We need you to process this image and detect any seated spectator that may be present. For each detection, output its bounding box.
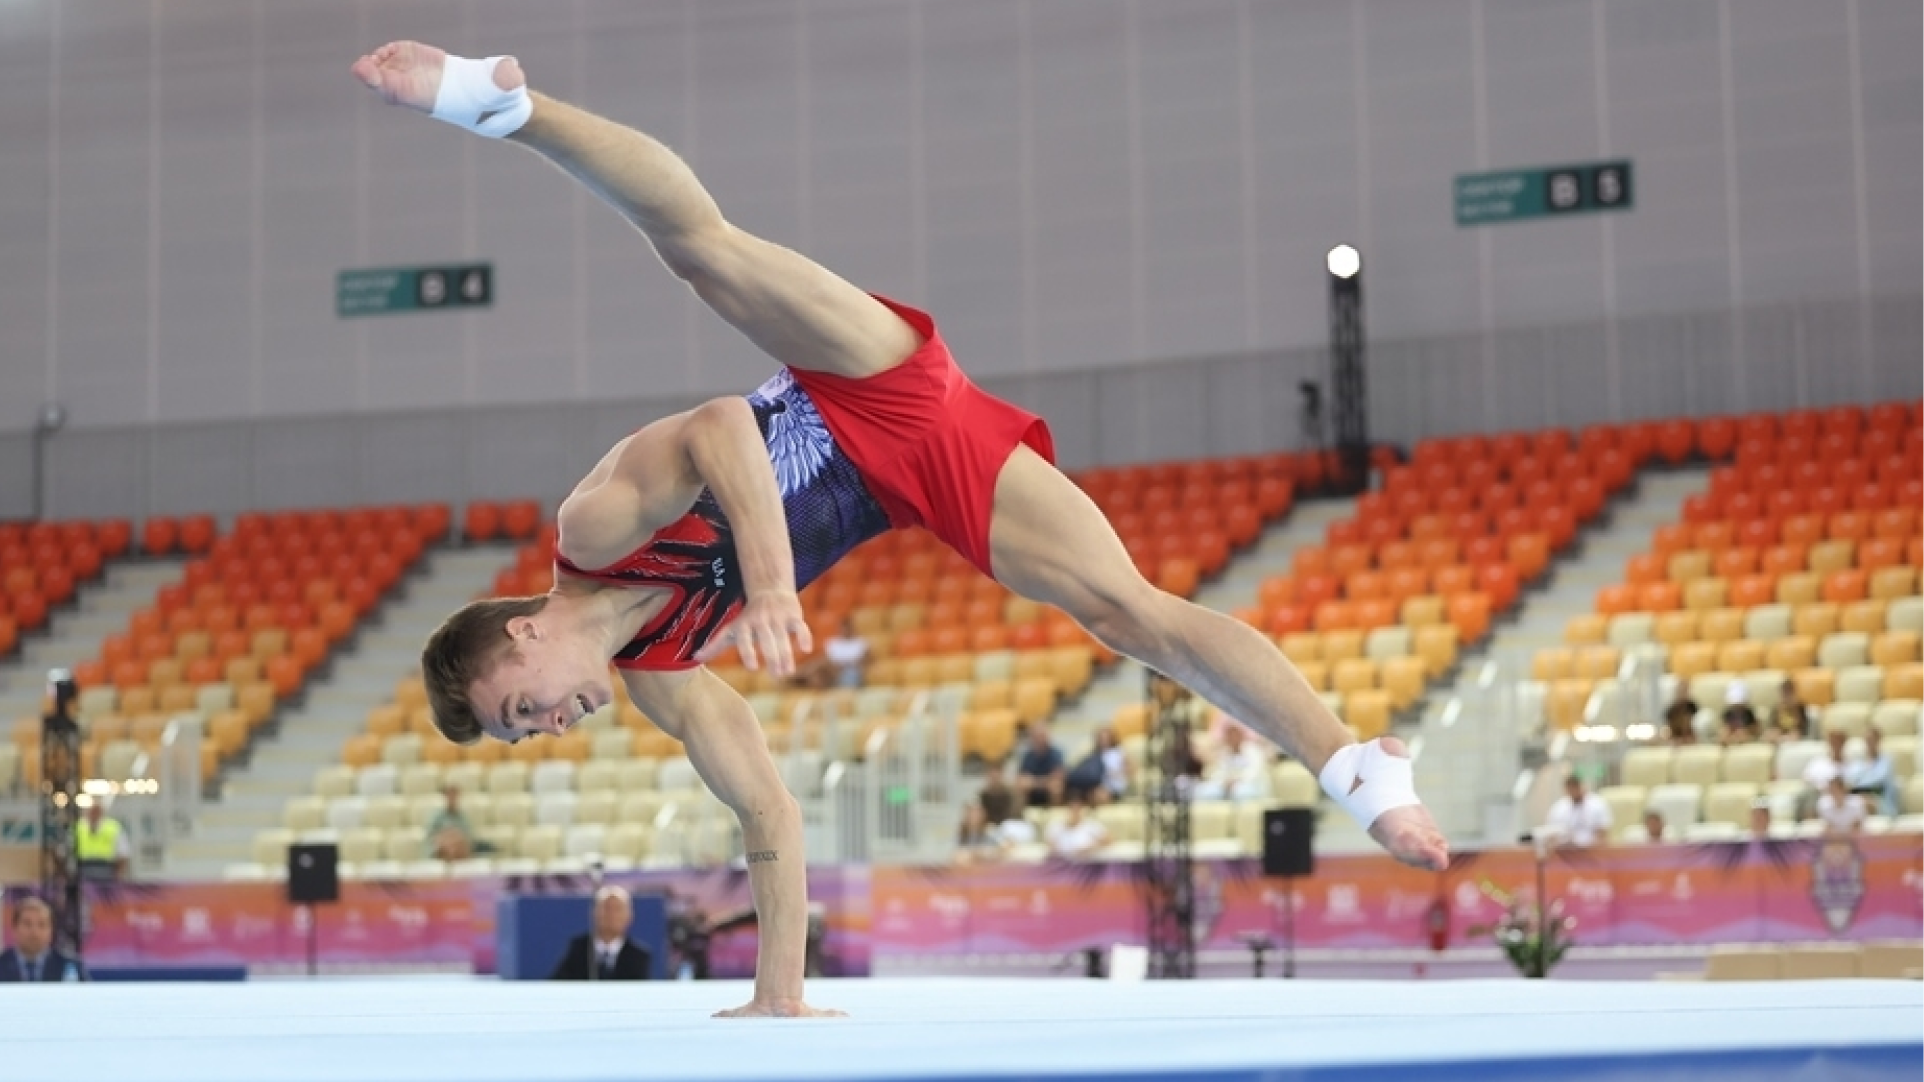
[1064,728,1131,806]
[0,896,86,982]
[1193,725,1272,802]
[1663,683,1699,744]
[955,802,1007,864]
[1747,799,1774,839]
[976,761,1034,845]
[1719,683,1760,746]
[550,885,652,981]
[1045,794,1109,860]
[1015,723,1066,809]
[1542,774,1612,848]
[821,619,869,690]
[425,786,489,860]
[1765,678,1811,743]
[1798,730,1856,820]
[1815,775,1869,835]
[1642,809,1667,843]
[1847,728,1900,816]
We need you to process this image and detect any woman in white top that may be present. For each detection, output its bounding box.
[1815,775,1868,835]
[821,618,869,689]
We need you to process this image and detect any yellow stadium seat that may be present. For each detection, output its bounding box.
[1564,613,1607,644]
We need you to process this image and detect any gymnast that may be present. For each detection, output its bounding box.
[351,41,1448,1017]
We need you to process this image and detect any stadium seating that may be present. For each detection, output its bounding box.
[13,505,447,790]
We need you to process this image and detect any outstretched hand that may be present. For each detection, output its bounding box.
[697,592,812,677]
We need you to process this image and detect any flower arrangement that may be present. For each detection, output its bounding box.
[1467,879,1577,979]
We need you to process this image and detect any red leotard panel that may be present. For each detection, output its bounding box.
[787,295,1054,576]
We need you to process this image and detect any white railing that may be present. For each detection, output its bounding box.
[796,690,961,866]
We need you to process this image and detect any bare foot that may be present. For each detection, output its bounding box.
[1358,737,1451,871]
[349,40,523,113]
[1370,803,1451,871]
[713,998,847,1019]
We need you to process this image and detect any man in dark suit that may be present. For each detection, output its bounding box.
[550,885,651,981]
[0,896,87,982]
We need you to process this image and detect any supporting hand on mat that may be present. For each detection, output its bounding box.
[714,998,848,1020]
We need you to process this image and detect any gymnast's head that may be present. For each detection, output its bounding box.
[421,594,613,746]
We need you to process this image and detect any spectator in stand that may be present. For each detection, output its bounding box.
[1719,683,1760,746]
[1014,723,1066,809]
[820,618,869,690]
[1765,677,1812,743]
[1194,724,1273,802]
[1747,799,1775,840]
[976,761,1034,845]
[1542,774,1613,848]
[1044,793,1109,860]
[1663,683,1700,745]
[425,786,490,860]
[954,801,1006,864]
[1816,775,1869,836]
[1642,809,1667,844]
[1847,728,1900,816]
[1799,730,1856,821]
[1063,727,1131,806]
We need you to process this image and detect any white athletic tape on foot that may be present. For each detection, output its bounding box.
[1318,739,1420,828]
[431,54,532,138]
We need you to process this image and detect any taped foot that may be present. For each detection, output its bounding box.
[431,54,532,138]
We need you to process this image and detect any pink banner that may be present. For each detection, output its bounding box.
[65,865,870,976]
[33,839,1920,972]
[872,837,1924,957]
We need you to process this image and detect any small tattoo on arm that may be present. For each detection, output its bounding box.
[746,850,778,864]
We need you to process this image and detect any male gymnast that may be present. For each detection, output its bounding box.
[351,41,1448,1018]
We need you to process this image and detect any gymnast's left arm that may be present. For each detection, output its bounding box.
[679,397,812,676]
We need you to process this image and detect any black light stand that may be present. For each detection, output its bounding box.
[39,669,83,960]
[1140,672,1195,980]
[1326,246,1369,496]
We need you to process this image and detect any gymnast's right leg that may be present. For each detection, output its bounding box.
[350,40,916,380]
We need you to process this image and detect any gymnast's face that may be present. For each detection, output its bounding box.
[469,619,613,745]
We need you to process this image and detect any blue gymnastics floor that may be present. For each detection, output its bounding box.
[0,977,1917,1082]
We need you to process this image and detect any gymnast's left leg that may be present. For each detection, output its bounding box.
[986,446,1450,870]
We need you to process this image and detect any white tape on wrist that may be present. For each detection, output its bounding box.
[1318,739,1420,829]
[431,55,533,138]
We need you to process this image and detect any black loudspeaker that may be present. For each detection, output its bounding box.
[288,843,340,904]
[1262,808,1315,878]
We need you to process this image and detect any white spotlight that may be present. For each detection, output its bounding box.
[1326,244,1361,279]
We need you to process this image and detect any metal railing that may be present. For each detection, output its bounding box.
[0,712,202,877]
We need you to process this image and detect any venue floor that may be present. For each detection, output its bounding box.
[2,976,1919,1082]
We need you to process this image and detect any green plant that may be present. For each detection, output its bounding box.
[1466,879,1577,979]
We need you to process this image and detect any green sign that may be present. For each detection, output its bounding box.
[336,263,493,318]
[1455,160,1633,226]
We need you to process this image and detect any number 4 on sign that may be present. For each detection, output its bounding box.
[461,268,489,303]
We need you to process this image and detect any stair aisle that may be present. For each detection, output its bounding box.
[158,543,518,880]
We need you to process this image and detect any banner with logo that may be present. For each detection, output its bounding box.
[871,836,1924,957]
[51,865,870,977]
[14,838,1915,973]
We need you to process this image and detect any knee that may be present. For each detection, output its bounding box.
[1074,580,1168,659]
[657,223,737,284]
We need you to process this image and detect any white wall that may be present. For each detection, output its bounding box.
[0,0,1916,441]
